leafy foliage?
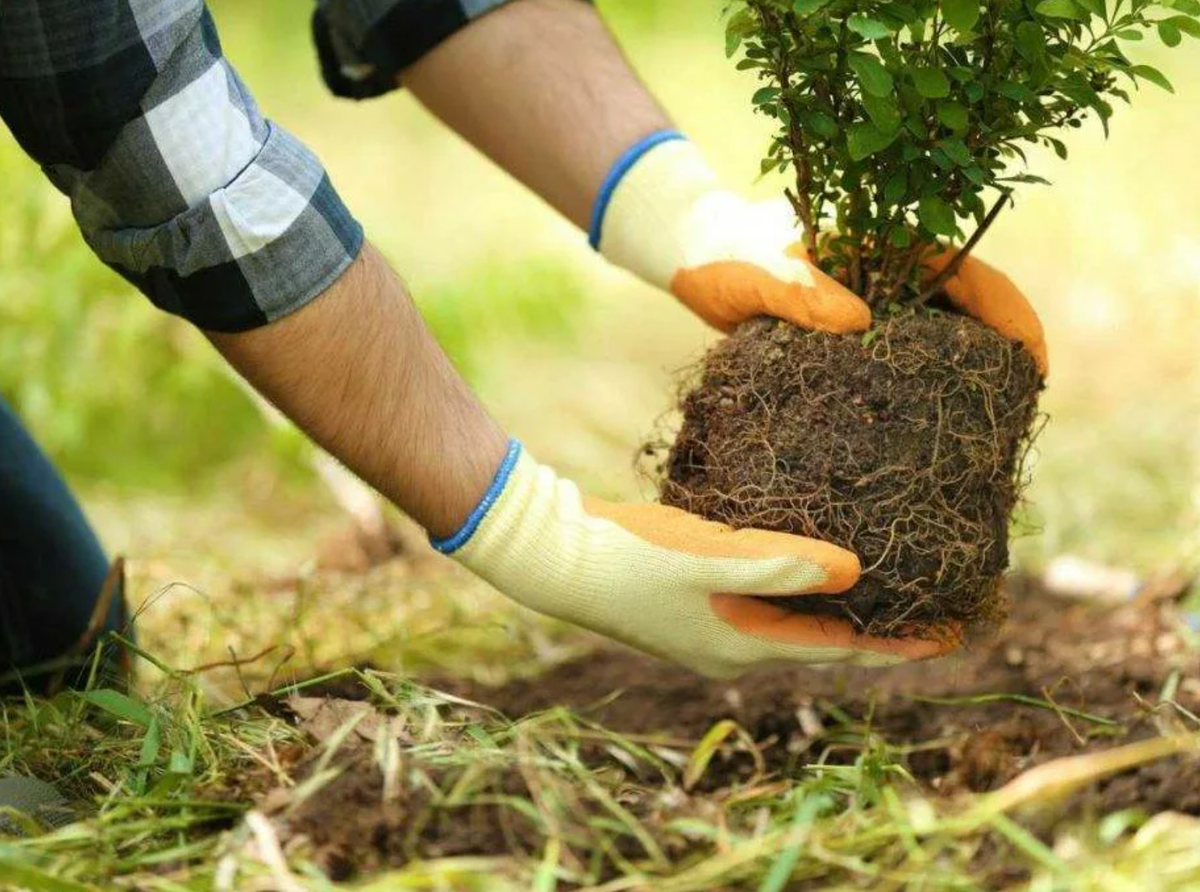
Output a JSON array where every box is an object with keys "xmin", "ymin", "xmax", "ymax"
[{"xmin": 726, "ymin": 0, "xmax": 1198, "ymax": 305}]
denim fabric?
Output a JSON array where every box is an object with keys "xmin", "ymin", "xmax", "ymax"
[{"xmin": 0, "ymin": 397, "xmax": 121, "ymax": 692}]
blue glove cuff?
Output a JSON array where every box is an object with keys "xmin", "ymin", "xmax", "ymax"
[
  {"xmin": 430, "ymin": 439, "xmax": 523, "ymax": 555},
  {"xmin": 587, "ymin": 129, "xmax": 687, "ymax": 251}
]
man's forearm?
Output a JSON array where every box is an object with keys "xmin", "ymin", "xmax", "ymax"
[
  {"xmin": 208, "ymin": 242, "xmax": 508, "ymax": 538},
  {"xmin": 402, "ymin": 0, "xmax": 671, "ymax": 230}
]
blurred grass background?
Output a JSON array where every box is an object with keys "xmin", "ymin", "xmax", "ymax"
[{"xmin": 1, "ymin": 0, "xmax": 1198, "ymax": 666}]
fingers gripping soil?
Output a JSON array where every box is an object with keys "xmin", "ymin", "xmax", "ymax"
[
  {"xmin": 583, "ymin": 498, "xmax": 861, "ymax": 594},
  {"xmin": 660, "ymin": 314, "xmax": 1043, "ymax": 638},
  {"xmin": 710, "ymin": 594, "xmax": 960, "ymax": 660},
  {"xmin": 669, "ymin": 260, "xmax": 871, "ymax": 335},
  {"xmin": 926, "ymin": 253, "xmax": 1049, "ymax": 377}
]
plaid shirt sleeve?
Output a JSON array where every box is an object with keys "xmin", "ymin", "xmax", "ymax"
[
  {"xmin": 0, "ymin": 1, "xmax": 364, "ymax": 332},
  {"xmin": 313, "ymin": 0, "xmax": 591, "ymax": 100}
]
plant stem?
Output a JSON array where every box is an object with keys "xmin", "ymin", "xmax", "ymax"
[
  {"xmin": 914, "ymin": 192, "xmax": 1009, "ymax": 306},
  {"xmin": 774, "ymin": 25, "xmax": 820, "ymax": 257}
]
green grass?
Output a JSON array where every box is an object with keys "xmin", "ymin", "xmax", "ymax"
[{"xmin": 3, "ymin": 646, "xmax": 1200, "ymax": 891}]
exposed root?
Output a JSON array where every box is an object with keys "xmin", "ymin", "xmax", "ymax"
[{"xmin": 657, "ymin": 312, "xmax": 1043, "ymax": 637}]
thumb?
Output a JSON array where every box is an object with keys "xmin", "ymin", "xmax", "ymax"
[{"xmin": 750, "ymin": 242, "xmax": 871, "ymax": 335}]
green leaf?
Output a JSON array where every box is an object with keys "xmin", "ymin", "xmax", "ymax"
[
  {"xmin": 936, "ymin": 100, "xmax": 970, "ymax": 131},
  {"xmin": 752, "ymin": 87, "xmax": 781, "ymax": 106},
  {"xmin": 1076, "ymin": 0, "xmax": 1107, "ymax": 17},
  {"xmin": 942, "ymin": 0, "xmax": 981, "ymax": 32},
  {"xmin": 995, "ymin": 81, "xmax": 1034, "ymax": 101},
  {"xmin": 724, "ymin": 9, "xmax": 755, "ymax": 58},
  {"xmin": 1159, "ymin": 20, "xmax": 1183, "ymax": 45},
  {"xmin": 1015, "ymin": 21, "xmax": 1047, "ymax": 59},
  {"xmin": 138, "ymin": 717, "xmax": 162, "ymax": 768},
  {"xmin": 884, "ymin": 171, "xmax": 908, "ymax": 203},
  {"xmin": 1167, "ymin": 0, "xmax": 1200, "ymax": 14},
  {"xmin": 849, "ymin": 53, "xmax": 895, "ymax": 97},
  {"xmin": 1007, "ymin": 172, "xmax": 1053, "ymax": 185},
  {"xmin": 847, "ymin": 122, "xmax": 900, "ymax": 160},
  {"xmin": 1130, "ymin": 64, "xmax": 1175, "ymax": 91},
  {"xmin": 939, "ymin": 138, "xmax": 972, "ymax": 165},
  {"xmin": 930, "ymin": 147, "xmax": 954, "ymax": 170},
  {"xmin": 889, "ymin": 227, "xmax": 913, "ymax": 248},
  {"xmin": 78, "ymin": 689, "xmax": 154, "ymax": 728},
  {"xmin": 919, "ymin": 196, "xmax": 958, "ymax": 236},
  {"xmin": 863, "ymin": 93, "xmax": 902, "ymax": 131},
  {"xmin": 912, "ymin": 67, "xmax": 951, "ymax": 98},
  {"xmin": 725, "ymin": 32, "xmax": 741, "ymax": 59},
  {"xmin": 793, "ymin": 0, "xmax": 834, "ymax": 16},
  {"xmin": 801, "ymin": 111, "xmax": 840, "ymax": 138},
  {"xmin": 1036, "ymin": 0, "xmax": 1084, "ymax": 18},
  {"xmin": 1167, "ymin": 15, "xmax": 1200, "ymax": 37},
  {"xmin": 1115, "ymin": 28, "xmax": 1144, "ymax": 39},
  {"xmin": 848, "ymin": 14, "xmax": 892, "ymax": 39}
]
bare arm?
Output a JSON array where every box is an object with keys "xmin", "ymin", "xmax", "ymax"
[
  {"xmin": 209, "ymin": 242, "xmax": 508, "ymax": 539},
  {"xmin": 401, "ymin": 0, "xmax": 670, "ymax": 229}
]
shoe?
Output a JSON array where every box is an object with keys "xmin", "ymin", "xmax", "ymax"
[{"xmin": 0, "ymin": 776, "xmax": 73, "ymax": 835}]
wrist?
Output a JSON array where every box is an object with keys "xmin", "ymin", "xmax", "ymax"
[
  {"xmin": 430, "ymin": 439, "xmax": 525, "ymax": 554},
  {"xmin": 592, "ymin": 132, "xmax": 748, "ymax": 290}
]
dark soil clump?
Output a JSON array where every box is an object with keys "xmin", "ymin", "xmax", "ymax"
[
  {"xmin": 661, "ymin": 312, "xmax": 1043, "ymax": 636},
  {"xmin": 268, "ymin": 748, "xmax": 538, "ymax": 881}
]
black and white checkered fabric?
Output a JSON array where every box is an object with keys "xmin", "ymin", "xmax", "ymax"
[
  {"xmin": 312, "ymin": 0, "xmax": 588, "ymax": 99},
  {"xmin": 0, "ymin": 1, "xmax": 363, "ymax": 332}
]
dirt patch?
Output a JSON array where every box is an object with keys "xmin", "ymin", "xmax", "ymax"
[
  {"xmin": 660, "ymin": 313, "xmax": 1043, "ymax": 636},
  {"xmin": 264, "ymin": 749, "xmax": 538, "ymax": 881},
  {"xmin": 447, "ymin": 577, "xmax": 1199, "ymax": 805},
  {"xmin": 258, "ymin": 579, "xmax": 1199, "ymax": 881}
]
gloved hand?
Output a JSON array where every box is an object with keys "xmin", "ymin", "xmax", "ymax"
[
  {"xmin": 592, "ymin": 131, "xmax": 871, "ymax": 336},
  {"xmin": 592, "ymin": 131, "xmax": 1048, "ymax": 376},
  {"xmin": 433, "ymin": 441, "xmax": 954, "ymax": 679}
]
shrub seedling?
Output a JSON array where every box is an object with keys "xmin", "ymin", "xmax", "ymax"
[{"xmin": 725, "ymin": 0, "xmax": 1198, "ymax": 307}]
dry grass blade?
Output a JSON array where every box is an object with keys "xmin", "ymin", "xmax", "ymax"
[{"xmin": 974, "ymin": 734, "xmax": 1200, "ymax": 818}]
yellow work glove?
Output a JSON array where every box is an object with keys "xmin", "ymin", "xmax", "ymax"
[
  {"xmin": 433, "ymin": 441, "xmax": 952, "ymax": 679},
  {"xmin": 591, "ymin": 131, "xmax": 871, "ymax": 335},
  {"xmin": 592, "ymin": 132, "xmax": 1049, "ymax": 378}
]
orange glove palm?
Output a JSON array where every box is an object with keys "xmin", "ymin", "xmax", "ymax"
[
  {"xmin": 926, "ymin": 251, "xmax": 1049, "ymax": 377},
  {"xmin": 436, "ymin": 442, "xmax": 954, "ymax": 678}
]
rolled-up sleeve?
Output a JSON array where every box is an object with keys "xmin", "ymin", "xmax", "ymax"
[
  {"xmin": 312, "ymin": 0, "xmax": 590, "ymax": 100},
  {"xmin": 0, "ymin": 0, "xmax": 363, "ymax": 332}
]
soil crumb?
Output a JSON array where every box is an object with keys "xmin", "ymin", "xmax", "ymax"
[{"xmin": 661, "ymin": 313, "xmax": 1043, "ymax": 636}]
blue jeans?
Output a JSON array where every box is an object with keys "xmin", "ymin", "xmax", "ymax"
[{"xmin": 0, "ymin": 397, "xmax": 122, "ymax": 692}]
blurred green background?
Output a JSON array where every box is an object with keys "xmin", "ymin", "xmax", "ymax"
[{"xmin": 1, "ymin": 0, "xmax": 1198, "ymax": 592}]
